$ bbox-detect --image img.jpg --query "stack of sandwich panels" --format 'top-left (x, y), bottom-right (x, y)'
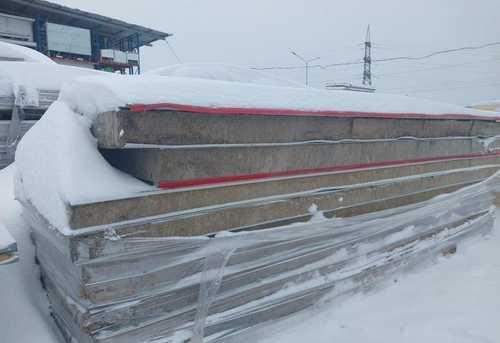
top-left (27, 105), bottom-right (500, 342)
top-left (0, 118), bottom-right (36, 168)
top-left (0, 90), bottom-right (59, 168)
top-left (0, 94), bottom-right (15, 112)
top-left (0, 90), bottom-right (59, 113)
top-left (0, 57), bottom-right (105, 169)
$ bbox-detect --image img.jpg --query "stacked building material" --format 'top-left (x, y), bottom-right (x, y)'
top-left (0, 85), bottom-right (59, 169)
top-left (0, 115), bottom-right (37, 168)
top-left (0, 64), bottom-right (61, 168)
top-left (0, 60), bottom-right (103, 169)
top-left (24, 105), bottom-right (500, 342)
top-left (0, 90), bottom-right (59, 113)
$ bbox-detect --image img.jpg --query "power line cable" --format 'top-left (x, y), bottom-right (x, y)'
top-left (381, 78), bottom-right (500, 94)
top-left (381, 71), bottom-right (500, 90)
top-left (251, 60), bottom-right (362, 71)
top-left (374, 57), bottom-right (500, 77)
top-left (389, 82), bottom-right (500, 94)
top-left (373, 41), bottom-right (500, 63)
top-left (164, 38), bottom-right (182, 64)
top-left (251, 41), bottom-right (500, 71)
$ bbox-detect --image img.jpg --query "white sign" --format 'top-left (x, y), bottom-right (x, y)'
top-left (47, 22), bottom-right (91, 56)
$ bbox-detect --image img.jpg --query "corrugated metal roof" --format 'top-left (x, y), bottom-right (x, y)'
top-left (0, 0), bottom-right (171, 47)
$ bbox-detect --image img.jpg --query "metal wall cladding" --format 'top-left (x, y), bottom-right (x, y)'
top-left (0, 13), bottom-right (34, 41)
top-left (47, 22), bottom-right (91, 56)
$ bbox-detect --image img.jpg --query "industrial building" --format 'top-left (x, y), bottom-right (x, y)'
top-left (0, 0), bottom-right (171, 73)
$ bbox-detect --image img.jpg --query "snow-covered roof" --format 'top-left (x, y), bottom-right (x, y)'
top-left (0, 41), bottom-right (55, 64)
top-left (145, 63), bottom-right (303, 88)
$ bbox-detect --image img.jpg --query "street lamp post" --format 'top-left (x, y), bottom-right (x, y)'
top-left (291, 51), bottom-right (320, 86)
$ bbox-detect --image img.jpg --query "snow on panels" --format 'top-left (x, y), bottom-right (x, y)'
top-left (145, 63), bottom-right (303, 88)
top-left (59, 73), bottom-right (499, 122)
top-left (0, 40), bottom-right (54, 64)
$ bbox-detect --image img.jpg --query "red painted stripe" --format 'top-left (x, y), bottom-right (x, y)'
top-left (159, 151), bottom-right (500, 189)
top-left (129, 102), bottom-right (500, 122)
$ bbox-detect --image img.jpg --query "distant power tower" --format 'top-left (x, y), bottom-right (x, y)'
top-left (362, 25), bottom-right (372, 86)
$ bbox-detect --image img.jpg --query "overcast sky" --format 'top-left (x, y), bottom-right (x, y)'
top-left (52, 0), bottom-right (500, 105)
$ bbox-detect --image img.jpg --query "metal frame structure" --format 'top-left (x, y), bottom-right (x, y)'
top-left (0, 0), bottom-right (171, 73)
top-left (363, 25), bottom-right (372, 86)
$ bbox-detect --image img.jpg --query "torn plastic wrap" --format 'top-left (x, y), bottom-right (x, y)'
top-left (24, 173), bottom-right (500, 343)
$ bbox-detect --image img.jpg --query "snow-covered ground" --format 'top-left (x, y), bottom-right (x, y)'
top-left (1, 163), bottom-right (500, 343)
top-left (0, 165), bottom-right (61, 343)
top-left (254, 227), bottom-right (500, 343)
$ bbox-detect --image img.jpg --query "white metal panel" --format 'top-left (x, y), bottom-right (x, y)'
top-left (127, 52), bottom-right (139, 62)
top-left (47, 23), bottom-right (91, 56)
top-left (114, 50), bottom-right (127, 63)
top-left (100, 49), bottom-right (137, 64)
top-left (100, 49), bottom-right (114, 59)
top-left (0, 37), bottom-right (37, 47)
top-left (0, 13), bottom-right (34, 41)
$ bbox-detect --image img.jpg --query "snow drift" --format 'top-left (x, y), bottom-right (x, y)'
top-left (145, 63), bottom-right (303, 88)
top-left (14, 101), bottom-right (153, 230)
top-left (60, 73), bottom-right (498, 121)
top-left (0, 41), bottom-right (54, 64)
top-left (0, 62), bottom-right (104, 108)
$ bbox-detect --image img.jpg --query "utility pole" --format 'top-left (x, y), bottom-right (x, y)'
top-left (363, 25), bottom-right (372, 86)
top-left (291, 51), bottom-right (320, 86)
